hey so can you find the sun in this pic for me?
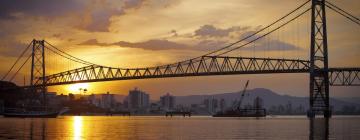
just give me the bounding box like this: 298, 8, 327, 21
68, 83, 89, 94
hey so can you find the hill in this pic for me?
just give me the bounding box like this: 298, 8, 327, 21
175, 88, 360, 111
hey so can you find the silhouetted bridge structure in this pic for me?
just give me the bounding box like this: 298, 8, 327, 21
41, 57, 358, 87
2, 0, 360, 118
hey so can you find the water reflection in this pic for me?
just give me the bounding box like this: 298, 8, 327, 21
73, 116, 83, 140
27, 119, 47, 140
42, 119, 46, 140
309, 118, 329, 140
29, 119, 34, 139
23, 116, 330, 140
0, 116, 358, 139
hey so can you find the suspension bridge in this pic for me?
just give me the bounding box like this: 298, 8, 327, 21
1, 0, 359, 118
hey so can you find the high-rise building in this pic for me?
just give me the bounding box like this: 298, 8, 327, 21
220, 98, 226, 112
212, 98, 218, 110
203, 97, 218, 114
127, 87, 150, 110
101, 92, 115, 109
160, 93, 175, 111
204, 98, 210, 110
254, 96, 264, 109
88, 94, 97, 106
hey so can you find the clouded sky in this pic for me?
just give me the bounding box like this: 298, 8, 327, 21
0, 0, 359, 99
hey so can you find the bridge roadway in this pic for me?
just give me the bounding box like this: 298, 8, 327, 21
30, 56, 359, 87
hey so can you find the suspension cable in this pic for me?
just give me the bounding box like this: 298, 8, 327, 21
146, 0, 311, 68
199, 0, 311, 56
1, 41, 33, 81
44, 41, 96, 65
43, 45, 94, 66
42, 0, 312, 72
326, 1, 359, 21
216, 8, 311, 56
9, 54, 32, 82
325, 2, 360, 26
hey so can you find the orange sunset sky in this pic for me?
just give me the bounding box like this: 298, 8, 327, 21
0, 0, 359, 99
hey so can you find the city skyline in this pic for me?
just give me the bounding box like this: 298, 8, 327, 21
43, 87, 360, 115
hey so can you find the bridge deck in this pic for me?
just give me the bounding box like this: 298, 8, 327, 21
40, 56, 311, 86
24, 56, 359, 87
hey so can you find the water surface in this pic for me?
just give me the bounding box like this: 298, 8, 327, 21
0, 116, 359, 140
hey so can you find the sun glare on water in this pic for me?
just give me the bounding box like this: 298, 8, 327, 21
68, 83, 89, 94
73, 116, 83, 140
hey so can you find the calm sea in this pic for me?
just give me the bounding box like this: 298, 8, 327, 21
0, 116, 359, 140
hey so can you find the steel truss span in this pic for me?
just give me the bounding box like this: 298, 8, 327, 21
41, 56, 311, 86
329, 68, 360, 86
36, 55, 359, 87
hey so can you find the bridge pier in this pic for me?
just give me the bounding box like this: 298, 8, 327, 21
30, 40, 47, 106
309, 0, 331, 118
307, 110, 332, 118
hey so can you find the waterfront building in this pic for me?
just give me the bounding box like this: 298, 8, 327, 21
160, 93, 175, 111
127, 88, 150, 111
203, 97, 219, 114
57, 94, 68, 102
101, 92, 115, 109
219, 98, 226, 112
88, 94, 98, 106
254, 96, 264, 109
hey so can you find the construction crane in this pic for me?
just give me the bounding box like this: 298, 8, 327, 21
214, 80, 265, 117
232, 80, 250, 111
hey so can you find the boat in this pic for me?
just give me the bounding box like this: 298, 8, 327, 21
2, 107, 68, 118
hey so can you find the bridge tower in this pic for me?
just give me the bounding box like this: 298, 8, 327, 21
30, 39, 47, 105
309, 0, 330, 118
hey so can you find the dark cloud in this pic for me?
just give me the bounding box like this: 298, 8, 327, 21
238, 31, 302, 51
194, 25, 246, 38
78, 39, 189, 50
0, 0, 148, 32
193, 38, 300, 52
0, 41, 30, 57
170, 30, 178, 37
124, 0, 147, 9
80, 0, 147, 32
239, 31, 259, 41
262, 40, 301, 51
78, 30, 300, 52
79, 38, 221, 51
77, 23, 301, 51
52, 33, 62, 38
113, 39, 189, 50
238, 39, 301, 51
0, 0, 85, 19
195, 40, 228, 51
83, 9, 124, 32
195, 25, 230, 37
77, 39, 108, 46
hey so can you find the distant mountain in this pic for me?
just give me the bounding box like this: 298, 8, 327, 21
336, 97, 360, 105
175, 88, 360, 111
